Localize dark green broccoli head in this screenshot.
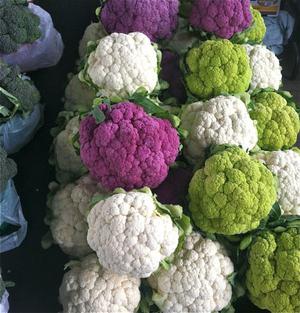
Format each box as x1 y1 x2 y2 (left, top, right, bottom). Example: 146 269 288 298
0 59 40 121
0 0 41 54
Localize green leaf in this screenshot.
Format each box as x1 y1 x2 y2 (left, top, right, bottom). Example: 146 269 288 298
89 193 110 209
239 235 253 250
267 202 282 223
91 106 106 124
0 105 10 117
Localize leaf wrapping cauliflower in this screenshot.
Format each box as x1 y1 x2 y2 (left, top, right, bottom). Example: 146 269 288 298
181 95 258 165
185 40 251 99
87 189 180 278
246 228 300 313
189 146 277 235
84 32 159 98
59 254 141 313
148 232 234 313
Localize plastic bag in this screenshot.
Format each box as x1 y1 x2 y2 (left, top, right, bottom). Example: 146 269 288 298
0 103 43 155
0 290 9 313
0 179 27 253
0 4 64 72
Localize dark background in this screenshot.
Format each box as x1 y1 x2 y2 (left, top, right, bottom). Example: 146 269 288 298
0 1 299 312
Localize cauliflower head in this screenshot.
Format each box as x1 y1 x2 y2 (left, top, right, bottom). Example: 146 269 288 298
246 228 300 313
185 40 251 99
87 189 180 278
79 102 179 191
249 91 300 150
245 44 282 91
181 95 258 165
149 232 234 313
59 254 141 313
0 146 16 192
189 146 277 235
85 32 159 98
48 175 103 257
100 0 179 42
53 116 87 184
189 0 252 39
258 150 300 215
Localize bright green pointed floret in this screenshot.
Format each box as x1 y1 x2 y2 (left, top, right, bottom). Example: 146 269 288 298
246 228 300 313
188 146 277 235
250 91 300 151
185 40 252 99
0 0 41 54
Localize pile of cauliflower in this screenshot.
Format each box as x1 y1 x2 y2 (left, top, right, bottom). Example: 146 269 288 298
47 1 300 313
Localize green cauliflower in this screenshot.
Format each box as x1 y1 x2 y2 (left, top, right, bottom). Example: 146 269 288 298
188 146 277 235
246 228 300 313
232 7 266 44
184 40 252 99
249 91 300 151
0 0 41 54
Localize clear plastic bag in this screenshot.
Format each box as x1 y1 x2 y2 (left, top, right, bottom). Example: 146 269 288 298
0 104 43 155
0 4 64 72
0 179 27 253
0 290 9 313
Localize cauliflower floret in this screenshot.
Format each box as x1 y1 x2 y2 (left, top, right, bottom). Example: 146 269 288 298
149 232 234 313
181 95 258 165
86 32 159 98
0 146 17 192
87 189 179 278
59 254 141 313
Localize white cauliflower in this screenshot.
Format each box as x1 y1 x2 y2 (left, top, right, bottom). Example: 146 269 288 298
87 189 180 278
48 175 104 257
85 32 159 98
148 232 234 313
244 44 282 91
79 22 107 59
53 116 86 184
181 95 258 165
59 254 141 313
257 150 300 215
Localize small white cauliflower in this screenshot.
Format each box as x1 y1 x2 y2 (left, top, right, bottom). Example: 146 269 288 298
59 254 141 313
49 175 104 257
87 189 180 278
257 150 300 215
53 116 86 184
148 232 234 313
244 44 282 91
181 95 258 165
86 32 159 98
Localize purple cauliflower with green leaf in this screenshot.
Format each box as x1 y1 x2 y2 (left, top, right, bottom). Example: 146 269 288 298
189 0 252 39
99 0 179 42
79 102 180 191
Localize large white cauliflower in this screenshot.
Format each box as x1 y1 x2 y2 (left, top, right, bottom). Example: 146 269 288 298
85 32 159 98
148 232 234 313
244 44 282 91
257 150 300 215
53 116 86 184
48 175 104 257
87 189 180 278
181 95 258 164
59 254 141 313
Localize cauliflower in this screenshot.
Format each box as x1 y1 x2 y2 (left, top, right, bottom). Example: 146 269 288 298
249 91 300 150
99 0 179 42
0 146 16 192
185 40 251 99
48 175 104 257
79 102 180 191
246 228 300 313
87 188 190 278
181 95 258 165
245 44 282 91
148 232 234 313
189 0 252 39
189 146 277 235
82 32 159 98
257 150 300 215
59 254 141 313
53 116 86 184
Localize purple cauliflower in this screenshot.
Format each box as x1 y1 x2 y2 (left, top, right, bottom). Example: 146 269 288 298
100 0 179 42
189 0 252 39
79 102 180 191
